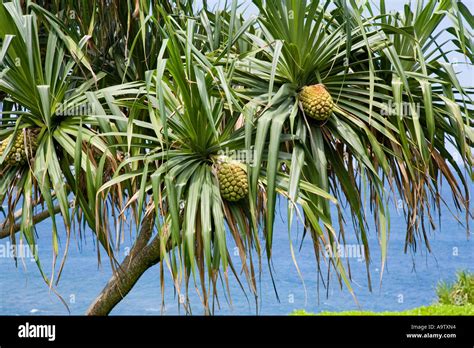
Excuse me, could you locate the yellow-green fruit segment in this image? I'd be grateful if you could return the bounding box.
[0,130,39,166]
[299,84,334,121]
[217,162,248,202]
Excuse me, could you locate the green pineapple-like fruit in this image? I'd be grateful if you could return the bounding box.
[0,129,40,166]
[299,84,334,121]
[217,160,248,202]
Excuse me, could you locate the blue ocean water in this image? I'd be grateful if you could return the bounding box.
[0,183,472,315]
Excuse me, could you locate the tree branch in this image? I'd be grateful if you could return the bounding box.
[86,213,169,316]
[0,205,62,239]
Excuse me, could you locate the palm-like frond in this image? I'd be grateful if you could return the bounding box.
[0,1,142,287]
[231,0,473,288]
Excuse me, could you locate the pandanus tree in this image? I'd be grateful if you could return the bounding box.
[230,0,474,288]
[0,0,472,315]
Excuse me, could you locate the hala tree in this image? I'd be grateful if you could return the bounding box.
[0,0,472,315]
